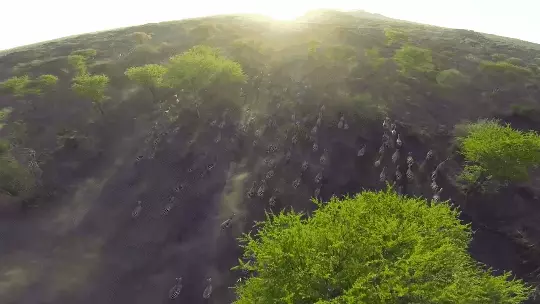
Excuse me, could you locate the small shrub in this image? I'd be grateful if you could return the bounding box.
[233,188,532,303]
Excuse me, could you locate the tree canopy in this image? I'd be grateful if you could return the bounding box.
[164,45,246,111]
[125,64,167,100]
[393,45,435,76]
[233,189,531,303]
[457,119,540,183]
[71,74,110,114]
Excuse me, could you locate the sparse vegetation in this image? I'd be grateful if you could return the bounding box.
[233,189,532,303]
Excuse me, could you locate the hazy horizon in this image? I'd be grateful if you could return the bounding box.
[2,0,537,51]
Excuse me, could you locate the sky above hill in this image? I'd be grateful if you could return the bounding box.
[2,0,537,50]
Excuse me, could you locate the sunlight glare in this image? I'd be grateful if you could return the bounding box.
[264,7,307,21]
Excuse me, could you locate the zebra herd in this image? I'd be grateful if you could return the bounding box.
[126,95,450,301]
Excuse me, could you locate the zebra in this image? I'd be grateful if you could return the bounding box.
[374,157,382,168]
[257,181,267,197]
[131,201,142,218]
[314,172,323,184]
[396,134,402,147]
[168,277,183,299]
[433,188,443,203]
[406,166,414,181]
[285,150,292,163]
[406,152,414,167]
[214,132,222,143]
[392,150,400,164]
[265,170,275,180]
[312,142,319,152]
[221,213,235,230]
[301,161,309,172]
[357,145,366,157]
[314,187,321,198]
[292,178,301,189]
[380,167,387,182]
[202,278,213,299]
[395,166,402,182]
[269,196,277,207]
[247,181,257,198]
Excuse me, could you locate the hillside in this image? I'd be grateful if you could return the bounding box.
[1,9,540,303]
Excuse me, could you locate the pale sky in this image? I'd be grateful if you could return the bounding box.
[2,0,537,51]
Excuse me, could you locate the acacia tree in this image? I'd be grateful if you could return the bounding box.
[1,74,58,109]
[125,64,167,101]
[233,189,532,303]
[68,54,89,76]
[393,45,435,76]
[164,45,246,116]
[0,75,31,97]
[457,119,540,184]
[71,74,110,115]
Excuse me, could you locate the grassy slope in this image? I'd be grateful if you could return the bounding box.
[1,10,540,303]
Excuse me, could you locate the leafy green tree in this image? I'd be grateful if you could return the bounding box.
[70,48,97,58]
[164,45,246,116]
[71,74,110,115]
[233,188,532,303]
[393,45,435,76]
[384,28,409,45]
[130,32,152,44]
[1,75,31,97]
[125,64,167,101]
[364,47,387,70]
[479,60,532,80]
[457,119,540,183]
[436,69,469,87]
[25,74,59,96]
[68,55,89,76]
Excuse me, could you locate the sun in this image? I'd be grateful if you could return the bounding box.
[264,8,306,21]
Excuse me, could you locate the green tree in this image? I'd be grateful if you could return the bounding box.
[384,28,409,45]
[68,55,89,76]
[71,74,110,115]
[125,64,167,101]
[457,119,540,183]
[1,75,31,97]
[233,189,531,303]
[164,45,246,116]
[436,69,469,87]
[70,48,97,58]
[393,45,435,76]
[235,189,531,304]
[27,74,59,96]
[130,32,152,44]
[364,48,387,70]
